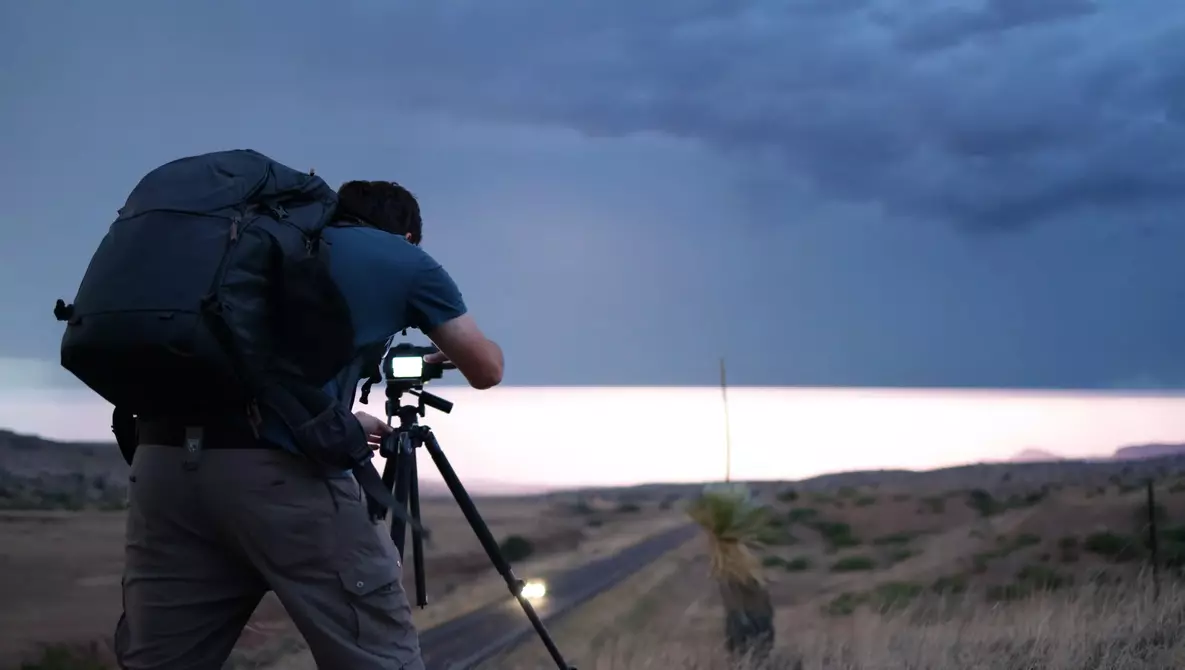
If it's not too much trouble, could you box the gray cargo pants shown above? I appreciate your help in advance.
[113,443,424,670]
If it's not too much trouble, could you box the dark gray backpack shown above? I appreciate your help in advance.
[54,149,414,526]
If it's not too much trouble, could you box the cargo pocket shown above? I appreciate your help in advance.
[340,559,418,657]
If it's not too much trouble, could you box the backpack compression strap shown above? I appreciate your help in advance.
[258,382,430,538]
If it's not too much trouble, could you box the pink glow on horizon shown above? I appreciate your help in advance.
[3,386,1185,488]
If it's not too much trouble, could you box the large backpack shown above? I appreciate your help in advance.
[53,149,413,527]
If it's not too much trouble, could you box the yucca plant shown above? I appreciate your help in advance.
[687,486,775,663]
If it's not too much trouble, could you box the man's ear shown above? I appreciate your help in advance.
[404,233,413,242]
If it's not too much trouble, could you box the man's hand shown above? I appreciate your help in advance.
[354,411,392,450]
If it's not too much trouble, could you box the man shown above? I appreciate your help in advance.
[115,180,504,670]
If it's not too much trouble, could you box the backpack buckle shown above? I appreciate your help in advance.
[182,426,204,471]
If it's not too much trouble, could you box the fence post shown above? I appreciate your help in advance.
[1147,479,1160,601]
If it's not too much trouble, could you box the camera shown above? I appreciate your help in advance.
[382,343,448,389]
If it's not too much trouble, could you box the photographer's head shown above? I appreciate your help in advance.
[337,180,423,245]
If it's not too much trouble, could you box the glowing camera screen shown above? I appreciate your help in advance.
[385,354,424,381]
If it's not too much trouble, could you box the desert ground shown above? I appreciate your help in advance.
[1,493,687,669]
[8,427,1185,669]
[487,462,1185,669]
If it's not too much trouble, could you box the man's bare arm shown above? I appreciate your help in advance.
[425,313,504,390]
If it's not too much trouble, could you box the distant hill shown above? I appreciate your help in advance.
[1113,443,1185,461]
[1009,448,1064,463]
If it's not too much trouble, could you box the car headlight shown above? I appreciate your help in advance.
[521,580,547,600]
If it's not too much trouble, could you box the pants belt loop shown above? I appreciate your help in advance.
[182,426,204,471]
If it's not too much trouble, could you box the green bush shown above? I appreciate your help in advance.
[1083,531,1143,562]
[787,507,819,523]
[919,496,945,514]
[812,521,860,549]
[19,643,109,670]
[830,556,876,572]
[761,555,788,568]
[785,556,812,572]
[872,532,916,546]
[870,581,923,612]
[855,496,877,507]
[823,592,864,616]
[776,488,799,503]
[499,534,535,562]
[1015,564,1072,590]
[616,502,641,513]
[966,489,1001,517]
[930,574,968,595]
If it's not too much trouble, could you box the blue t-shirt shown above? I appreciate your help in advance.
[262,224,468,452]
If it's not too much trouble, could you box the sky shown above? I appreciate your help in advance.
[3,1,1185,484]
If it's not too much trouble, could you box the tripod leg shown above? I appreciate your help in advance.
[390,434,414,558]
[421,430,574,670]
[408,451,427,608]
[378,432,400,520]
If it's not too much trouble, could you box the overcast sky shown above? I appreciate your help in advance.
[4,0,1185,393]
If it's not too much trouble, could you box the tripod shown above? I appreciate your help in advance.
[378,382,575,670]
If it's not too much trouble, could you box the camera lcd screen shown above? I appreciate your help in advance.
[386,355,424,381]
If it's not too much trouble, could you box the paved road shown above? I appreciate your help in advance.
[417,523,699,669]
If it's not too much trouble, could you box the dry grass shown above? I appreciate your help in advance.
[491,478,1185,669]
[496,544,1185,669]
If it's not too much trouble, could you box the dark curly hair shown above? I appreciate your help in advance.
[335,180,423,245]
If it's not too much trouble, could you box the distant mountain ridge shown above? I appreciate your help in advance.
[1008,443,1185,463]
[1112,443,1185,461]
[1009,448,1064,462]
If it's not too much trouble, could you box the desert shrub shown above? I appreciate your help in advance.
[1161,526,1185,543]
[919,496,945,514]
[784,556,812,571]
[854,496,877,507]
[761,555,787,568]
[837,486,858,498]
[775,488,799,503]
[1020,488,1048,506]
[1169,480,1185,494]
[758,525,799,546]
[18,643,109,670]
[873,531,917,546]
[811,521,860,549]
[930,573,968,594]
[787,507,819,523]
[886,547,916,564]
[892,493,911,501]
[1014,533,1042,548]
[1015,564,1073,590]
[966,488,1001,517]
[586,518,604,528]
[569,499,595,514]
[986,583,1033,602]
[830,555,875,572]
[1083,531,1143,562]
[870,581,923,612]
[823,592,863,616]
[616,502,641,513]
[499,534,534,562]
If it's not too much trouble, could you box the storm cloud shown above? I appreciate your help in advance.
[2,0,1184,391]
[306,0,1185,232]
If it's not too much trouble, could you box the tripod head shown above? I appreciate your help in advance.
[381,343,454,420]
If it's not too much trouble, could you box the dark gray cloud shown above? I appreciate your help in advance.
[2,0,1184,391]
[298,0,1185,232]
